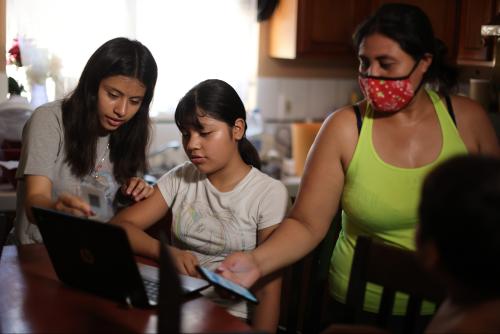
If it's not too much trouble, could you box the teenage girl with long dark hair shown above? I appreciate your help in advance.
[15,37,158,244]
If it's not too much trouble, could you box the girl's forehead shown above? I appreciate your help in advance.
[197,115,226,127]
[181,113,225,131]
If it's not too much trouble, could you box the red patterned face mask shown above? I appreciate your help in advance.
[358,61,420,112]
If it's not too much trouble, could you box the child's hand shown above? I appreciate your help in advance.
[170,247,200,278]
[121,177,154,202]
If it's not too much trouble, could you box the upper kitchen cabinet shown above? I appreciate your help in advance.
[269,0,371,59]
[457,0,497,65]
[371,0,459,61]
[269,0,462,61]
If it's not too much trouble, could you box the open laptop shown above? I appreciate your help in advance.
[32,206,209,308]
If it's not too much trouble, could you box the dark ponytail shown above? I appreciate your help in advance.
[238,137,261,169]
[353,3,458,94]
[175,79,261,169]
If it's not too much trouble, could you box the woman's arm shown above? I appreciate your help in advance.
[24,175,93,222]
[219,107,359,286]
[251,225,283,333]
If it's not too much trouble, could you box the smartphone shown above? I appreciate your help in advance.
[196,265,259,304]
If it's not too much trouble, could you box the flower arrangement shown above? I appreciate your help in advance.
[6,36,63,107]
[7,38,22,67]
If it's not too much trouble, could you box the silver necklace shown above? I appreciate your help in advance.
[92,143,110,178]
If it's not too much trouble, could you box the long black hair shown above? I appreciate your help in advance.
[174,79,261,169]
[419,155,500,299]
[353,3,457,94]
[61,37,158,183]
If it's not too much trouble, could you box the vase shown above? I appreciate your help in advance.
[30,83,48,109]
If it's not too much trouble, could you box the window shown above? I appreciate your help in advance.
[6,0,259,117]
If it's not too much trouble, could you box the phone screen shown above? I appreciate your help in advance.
[196,266,259,304]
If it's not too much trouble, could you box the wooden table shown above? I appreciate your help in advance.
[0,244,252,333]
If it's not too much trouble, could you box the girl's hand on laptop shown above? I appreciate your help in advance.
[121,177,154,202]
[170,246,200,278]
[54,192,95,217]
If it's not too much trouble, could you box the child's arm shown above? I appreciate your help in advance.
[110,186,200,276]
[251,225,282,334]
[110,186,168,260]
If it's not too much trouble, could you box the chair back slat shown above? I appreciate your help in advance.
[376,288,395,327]
[363,239,444,302]
[404,295,423,332]
[344,236,446,332]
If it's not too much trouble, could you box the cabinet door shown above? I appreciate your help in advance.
[371,0,459,61]
[296,0,371,58]
[457,0,496,64]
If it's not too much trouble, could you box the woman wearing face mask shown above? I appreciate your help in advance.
[218,2,500,329]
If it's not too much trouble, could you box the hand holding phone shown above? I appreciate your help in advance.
[196,265,259,304]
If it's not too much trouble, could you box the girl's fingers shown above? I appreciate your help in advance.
[123,177,153,200]
[123,177,140,195]
[133,184,154,201]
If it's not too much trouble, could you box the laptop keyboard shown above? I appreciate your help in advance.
[143,278,159,302]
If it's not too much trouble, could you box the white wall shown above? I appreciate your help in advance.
[147,121,187,178]
[257,76,359,121]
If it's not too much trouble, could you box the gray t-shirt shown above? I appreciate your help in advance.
[15,101,117,244]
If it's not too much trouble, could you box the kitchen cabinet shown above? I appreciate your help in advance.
[269,0,371,59]
[457,0,497,65]
[269,0,459,62]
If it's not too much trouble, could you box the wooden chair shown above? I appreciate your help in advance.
[278,210,342,334]
[343,236,446,334]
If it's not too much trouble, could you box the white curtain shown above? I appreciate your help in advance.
[6,0,258,116]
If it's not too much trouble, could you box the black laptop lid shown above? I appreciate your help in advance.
[32,206,150,307]
[158,232,181,333]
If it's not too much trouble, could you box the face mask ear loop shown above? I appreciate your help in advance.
[407,58,421,77]
[407,58,425,101]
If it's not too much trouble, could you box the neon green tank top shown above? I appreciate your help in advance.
[328,89,468,314]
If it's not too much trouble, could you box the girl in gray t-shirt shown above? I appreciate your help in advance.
[110,79,288,333]
[15,38,158,244]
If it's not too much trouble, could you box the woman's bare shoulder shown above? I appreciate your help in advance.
[323,103,362,134]
[450,95,488,122]
[452,95,491,131]
[316,104,364,166]
[451,95,499,155]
